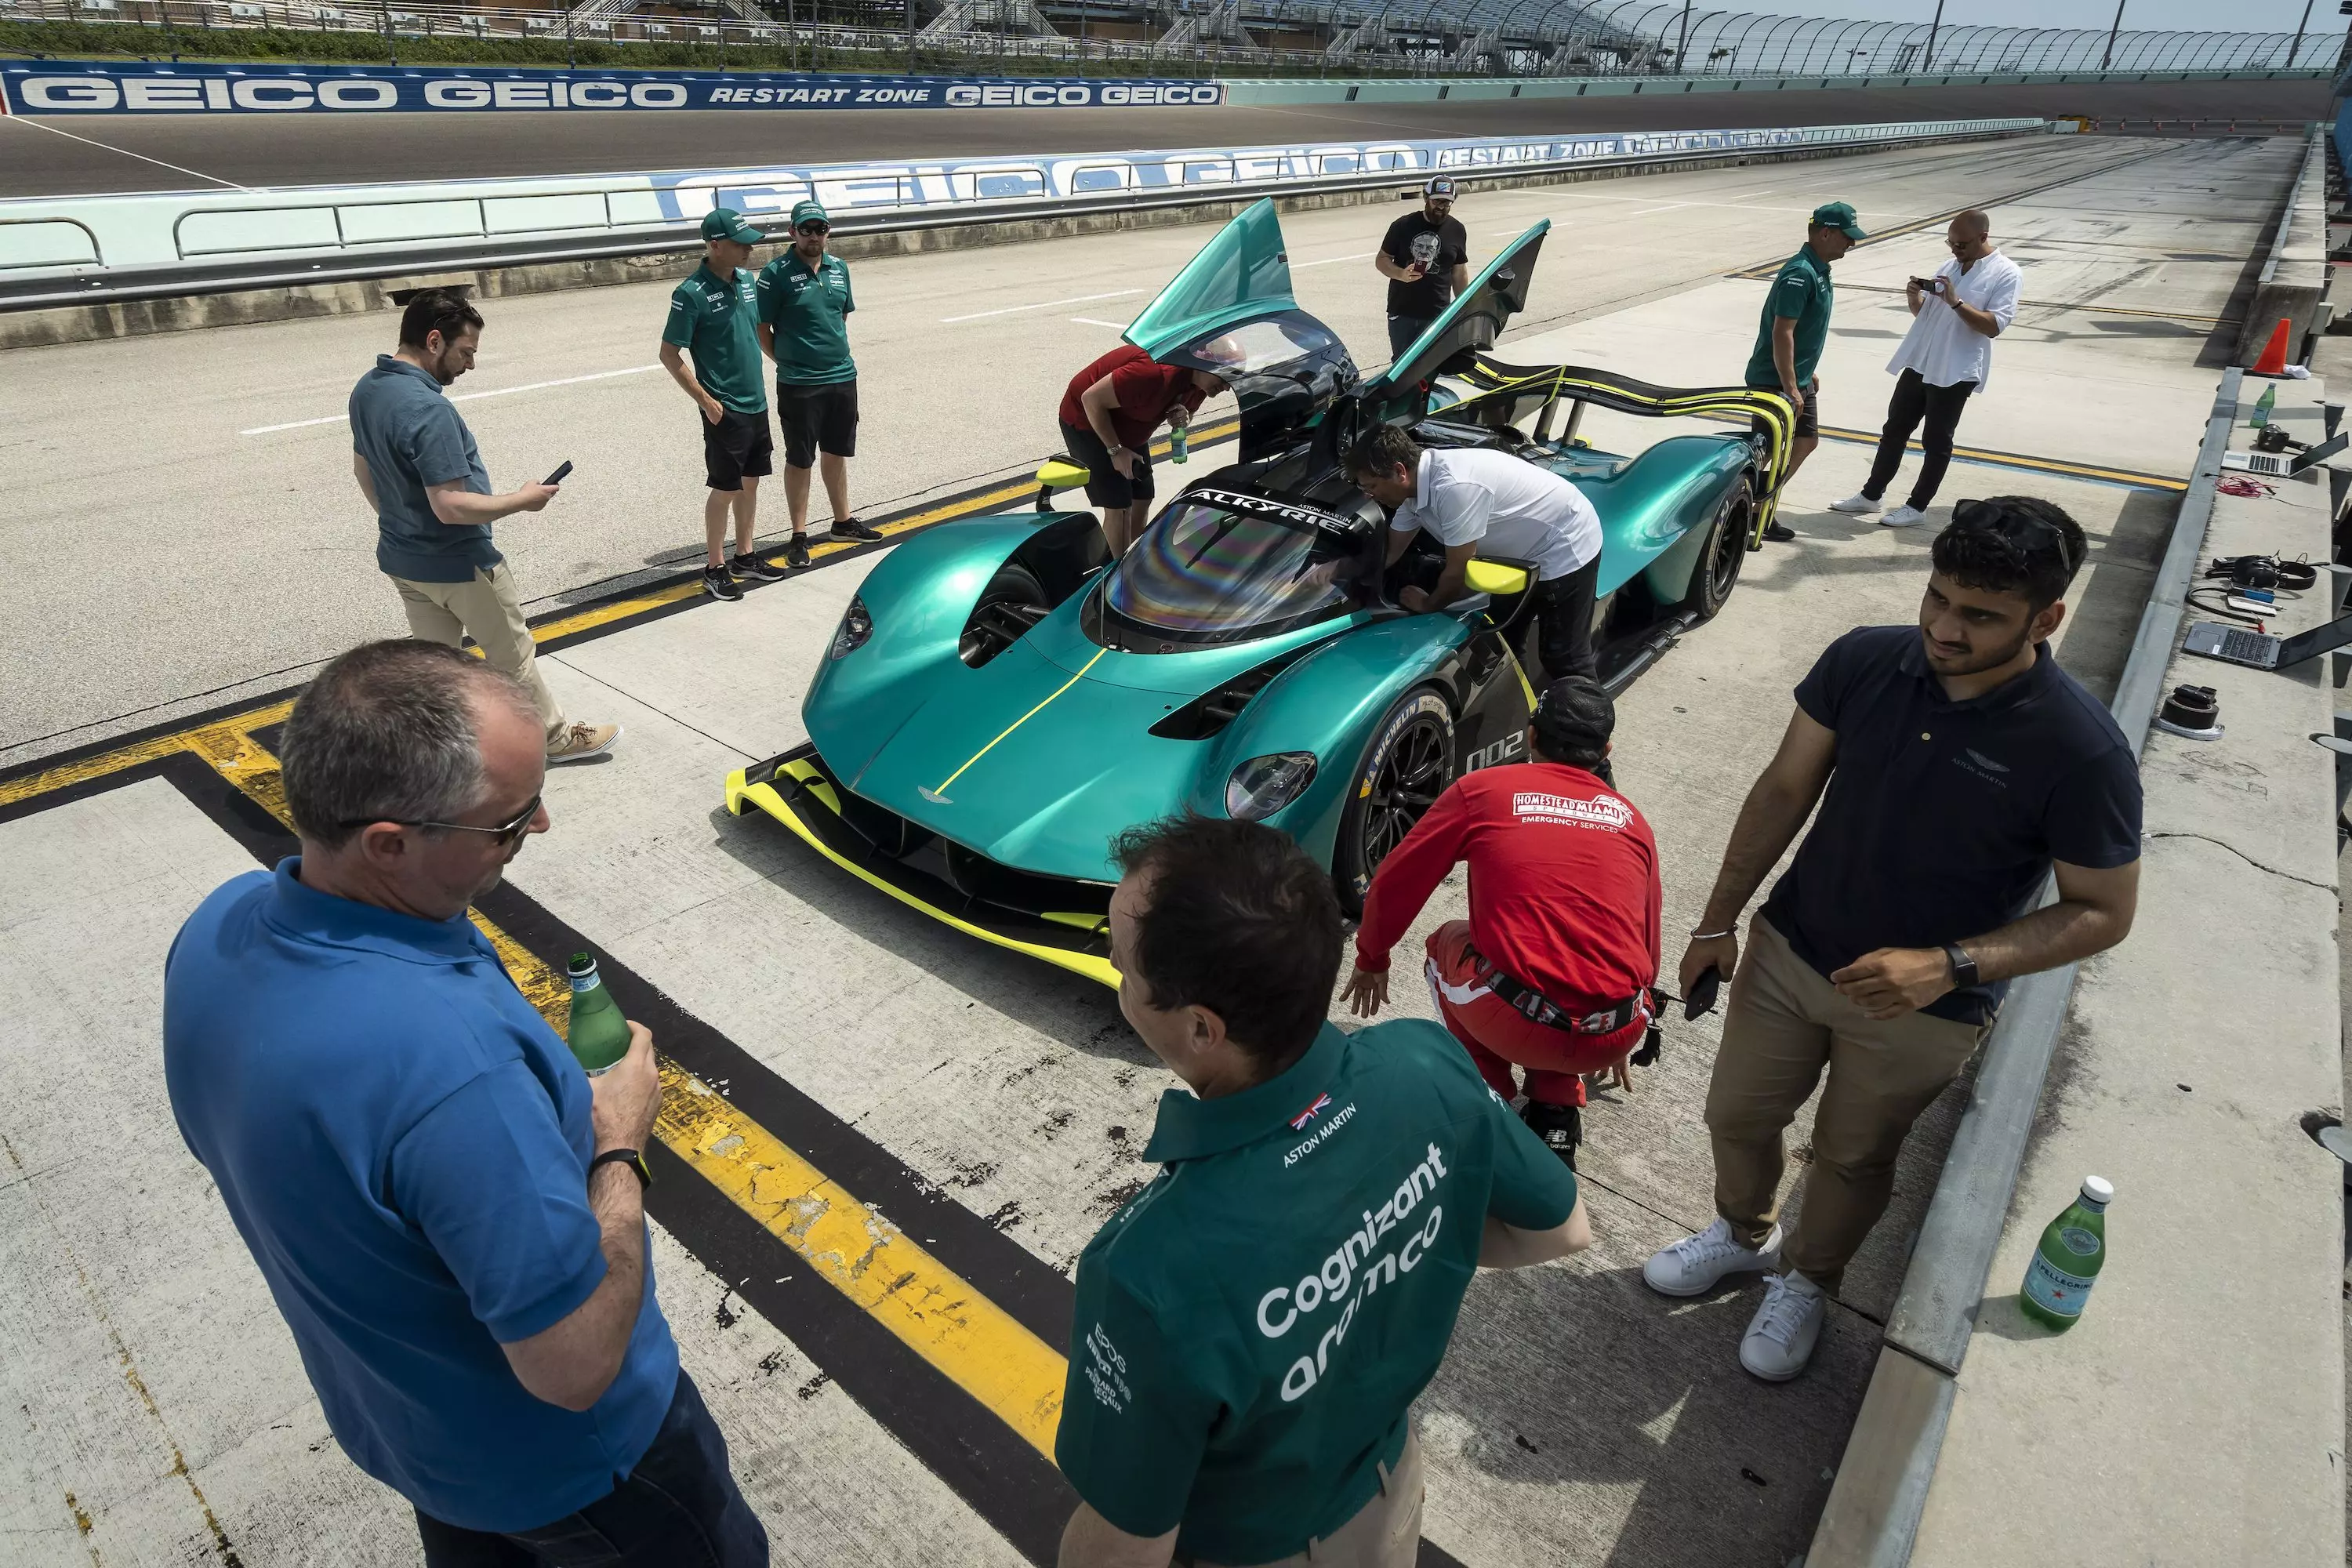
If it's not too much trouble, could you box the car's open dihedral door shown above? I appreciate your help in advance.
[1122,197,1298,357]
[1361,219,1550,419]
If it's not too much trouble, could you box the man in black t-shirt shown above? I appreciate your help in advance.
[1377,176,1469,363]
[1642,497,2141,1385]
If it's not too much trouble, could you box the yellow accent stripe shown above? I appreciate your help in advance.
[169,728,1072,1461]
[930,647,1108,799]
[733,775,1121,990]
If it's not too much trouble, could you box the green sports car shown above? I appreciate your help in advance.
[724,199,1794,985]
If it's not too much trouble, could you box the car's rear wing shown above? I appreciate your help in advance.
[1446,356,1798,549]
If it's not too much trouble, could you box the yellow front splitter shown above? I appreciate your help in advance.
[726,757,1121,990]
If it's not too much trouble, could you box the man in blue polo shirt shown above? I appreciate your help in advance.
[1644,497,2140,1382]
[1057,815,1589,1568]
[162,641,765,1566]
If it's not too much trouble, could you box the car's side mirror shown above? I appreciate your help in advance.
[1465,560,1530,597]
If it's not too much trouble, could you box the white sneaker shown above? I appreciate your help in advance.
[1740,1271,1827,1381]
[1642,1218,1783,1298]
[1828,492,1881,515]
[1879,504,1929,528]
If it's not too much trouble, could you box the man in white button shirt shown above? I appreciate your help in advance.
[1831,210,2021,528]
[1349,426,1605,681]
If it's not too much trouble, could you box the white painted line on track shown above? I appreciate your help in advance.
[1069,317,1130,330]
[240,364,661,435]
[1625,204,1690,217]
[1292,251,1375,268]
[2,115,248,191]
[940,289,1145,323]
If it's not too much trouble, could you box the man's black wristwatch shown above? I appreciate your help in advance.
[1940,943,1979,991]
[591,1147,652,1189]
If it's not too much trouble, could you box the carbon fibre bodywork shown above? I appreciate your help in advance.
[725,201,1788,984]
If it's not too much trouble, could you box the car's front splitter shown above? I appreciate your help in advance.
[725,743,1120,990]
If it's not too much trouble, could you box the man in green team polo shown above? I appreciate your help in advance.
[660,208,783,601]
[757,199,880,567]
[1057,816,1591,1568]
[1744,200,1865,543]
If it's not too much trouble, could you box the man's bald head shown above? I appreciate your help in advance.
[1954,209,1991,238]
[1947,210,1993,263]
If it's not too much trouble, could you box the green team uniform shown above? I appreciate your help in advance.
[1057,1020,1580,1564]
[1744,244,1835,390]
[754,251,857,387]
[662,263,768,414]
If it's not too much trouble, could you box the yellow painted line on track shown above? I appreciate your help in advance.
[160,718,1073,1462]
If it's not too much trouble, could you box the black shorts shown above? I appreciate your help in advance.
[779,379,858,467]
[1749,382,1817,441]
[1059,419,1153,510]
[702,406,773,492]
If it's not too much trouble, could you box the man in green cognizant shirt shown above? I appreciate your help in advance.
[661,209,783,602]
[757,199,880,568]
[1744,200,1864,543]
[1057,816,1592,1568]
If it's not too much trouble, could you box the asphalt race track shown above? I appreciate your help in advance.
[0,73,2327,195]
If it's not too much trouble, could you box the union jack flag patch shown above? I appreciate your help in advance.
[1290,1092,1334,1131]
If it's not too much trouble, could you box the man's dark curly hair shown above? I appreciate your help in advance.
[1109,815,1343,1071]
[1930,495,2087,612]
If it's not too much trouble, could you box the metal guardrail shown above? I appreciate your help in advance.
[0,116,2044,310]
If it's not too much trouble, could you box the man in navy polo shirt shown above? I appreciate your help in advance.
[162,641,765,1566]
[1643,497,2140,1382]
[1056,816,1588,1567]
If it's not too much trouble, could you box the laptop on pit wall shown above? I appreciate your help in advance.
[2183,612,2352,670]
[2220,428,2348,477]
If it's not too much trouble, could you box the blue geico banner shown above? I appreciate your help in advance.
[0,59,1223,114]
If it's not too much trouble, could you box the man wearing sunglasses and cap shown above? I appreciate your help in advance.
[1645,497,2140,1383]
[1376,176,1469,364]
[165,641,768,1567]
[757,199,880,568]
[662,208,783,601]
[1743,201,1867,543]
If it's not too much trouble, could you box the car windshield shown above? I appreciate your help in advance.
[1101,494,1356,648]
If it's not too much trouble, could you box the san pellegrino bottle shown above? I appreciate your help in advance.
[2019,1175,2111,1331]
[565,952,632,1076]
[1170,422,1189,464]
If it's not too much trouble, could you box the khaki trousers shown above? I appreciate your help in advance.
[1180,1430,1424,1568]
[389,563,565,746]
[1704,916,1988,1291]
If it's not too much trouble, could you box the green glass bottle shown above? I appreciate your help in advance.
[564,952,632,1076]
[2019,1174,2111,1331]
[1169,421,1189,464]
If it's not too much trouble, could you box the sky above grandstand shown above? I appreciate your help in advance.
[1746,0,2330,31]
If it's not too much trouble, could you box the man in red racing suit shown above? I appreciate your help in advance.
[1341,676,1663,1168]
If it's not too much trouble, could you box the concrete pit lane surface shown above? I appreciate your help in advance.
[0,74,2324,196]
[0,130,2305,1565]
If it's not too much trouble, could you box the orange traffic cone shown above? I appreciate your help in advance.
[2251,318,2292,376]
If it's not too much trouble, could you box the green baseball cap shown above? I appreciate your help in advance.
[791,199,829,230]
[699,207,762,245]
[1810,201,1867,241]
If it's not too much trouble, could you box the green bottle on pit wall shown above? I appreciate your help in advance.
[2019,1175,2112,1331]
[564,952,632,1076]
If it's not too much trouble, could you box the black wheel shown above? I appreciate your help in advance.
[958,563,1049,668]
[1679,476,1753,621]
[1332,689,1454,916]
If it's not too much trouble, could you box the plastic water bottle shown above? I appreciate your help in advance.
[2019,1175,2111,1331]
[1170,422,1189,464]
[565,952,632,1076]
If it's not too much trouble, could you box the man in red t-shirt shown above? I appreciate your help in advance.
[1058,343,1227,556]
[1341,677,1663,1169]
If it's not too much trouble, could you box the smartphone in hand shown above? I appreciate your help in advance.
[543,460,573,485]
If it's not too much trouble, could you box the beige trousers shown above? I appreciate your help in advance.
[1181,1431,1424,1568]
[388,563,565,746]
[1704,915,1988,1291]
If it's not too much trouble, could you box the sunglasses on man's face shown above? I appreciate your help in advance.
[339,793,543,852]
[797,223,829,236]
